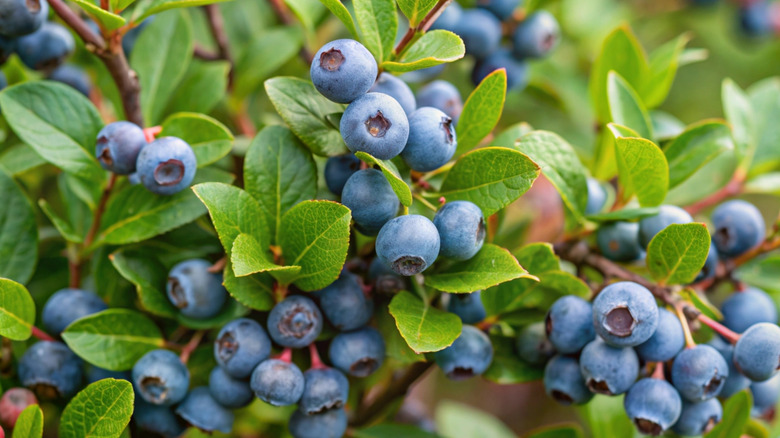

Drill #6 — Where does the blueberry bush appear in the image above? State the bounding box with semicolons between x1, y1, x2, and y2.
1;0;780;436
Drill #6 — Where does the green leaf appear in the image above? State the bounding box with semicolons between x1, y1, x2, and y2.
353;0;397;61
736;255;780;295
455;69;507;156
587;207;660;222
577;395;635;438
284;0;326;34
682;289;723;321
382;30;465;73
165;61;230;116
0;82;104;184
388;291;462;353
487;270;589;317
435;401;515;438
234;27;303;98
71;0;126;30
12;404;43;438
159;113;233;168
111;0;135;12
376;304;423;363
664;120;733;188
483;335;543;384
722;78;754;165
355;151;412;207
0;278;34;341
613;137;669;207
525;424;584;438
39;199;83;243
244;126;317;243
705;390;751;438
222;258;275;311
515;242;559;274
0;144;46;176
354;424;438;438
607;71;652;140
439;147;540;216
132;0;232;21
396;0;437;26
59;379;134;438
0;169;37;283
747;78;780;175
318;0;358;37
231;233;302;283
492;122;534;148
131;10;193;125
62;309;165;371
641;33;689;109
278;201;351;291
265;77;347;156
425;244;537;293
646;223;710;286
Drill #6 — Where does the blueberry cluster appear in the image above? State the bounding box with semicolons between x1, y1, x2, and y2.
436;293;494;380
95;121;197;195
691;0;780;39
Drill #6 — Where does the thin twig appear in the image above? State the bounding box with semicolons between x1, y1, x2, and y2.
350;361;433;427
685;170;745;216
203;4;234;89
393;0;453;58
47;0;105;50
194;45;222;61
84;173;118;250
180;330;206;364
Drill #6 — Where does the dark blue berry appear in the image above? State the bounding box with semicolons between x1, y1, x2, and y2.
317;271;373;331
585;178;607;215
328;326;386;377
454;9;502;59
545;295;595;354
18;341;82;399
208;366;253;408
368;257;406;294
416;80;462;124
711;200;765;258
376;214;440;276
592;281;659;347
733;322;780;381
48;64;91;97
694;244;719;283
369;72;416;115
401;107;457;172
543;355;592;405
133;398;186;438
444;291;487;324
132;349;189;406
288;408;347;438
136;137;197;196
671;345;729;402
672;399;723;436
341;168;399;235
624;378;682;436
635;308;685;362
41;288;107;335
708;336;751;398
476;0;519;20
215;318;272;378
267;295;323;349
324;154;361;196
175;387;234;434
515;322;554;366
433;200;485;261
300;367;349;414
579;338;639;395
721;287;777;334
751;373;780;417
596;221;643;262
250;358;304;406
311;39;377;104
95;121;147;175
434;325;493;380
471;49;529;91
511;10;560;59
166;258;227;319
340;92;410;160
638;205;693;248
0;0;48;37
16;22;74;70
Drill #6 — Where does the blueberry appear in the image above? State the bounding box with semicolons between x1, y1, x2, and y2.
133;398;187;438
433;200;485;260
41;288;107;335
444;291;487;324
267;295;324;349
136;136;197;196
176;387;234;434
711;200;765;258
434;325;493;380
215;318;272;378
311;39;377;104
18;341;82;399
300;367;349;414
369;72;416;115
476;0;519;20
166;258;227;319
401;107;457;172
739;2;772;37
733;322;780;381
376;214;440;276
324;154;361;196
95;121;147;175
750;373;780;417
585;178;607;215
0;0;48;37
317;271;373;331
671;345;729;402
515;322;555;366
16;22;74;70
86;366;130;384
288;408;348;438
416;80;463;124
48;64;91;97
430;1;462;31
543;355;592;405
122;16;154;56
368;257;406;294
592;281;659;347
250;358;305;406
340;92;410;160
471;49;529;91
672;399;723;436
132;349;189;406
0;36;13;64
329;326;386;377
545;295;595;354
635;308;685;362
638;205;694;248
453;9;502;59
624;378;682;436
0;388;37;428
341;168;399;235
721;287;778;334
579;337;639;395
511;10;560;59
596;221;643;262
694;244;719;282
707;336;751;398
208;366;253;408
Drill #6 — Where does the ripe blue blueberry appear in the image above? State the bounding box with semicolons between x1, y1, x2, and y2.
368;257;406;294
16;22;74;70
341;168;399;235
708;336;751;398
596;221;643;262
543;355;592;405
476;0;519;20
624;378;682;436
511;10;560;59
471;49;529;91
720;287;778;334
453;9;502;59
711;200;765;258
434;201;485;261
136;136;197;196
585;178;607;215
251;358;305;406
122;16;153;56
739;2;773;37
592;281;659;347
340;92;410;160
317;271;373;331
579;338;639;395
672;399;723;437
515;322;555;366
376;214;440;276
416;80;463;124
166;258;227;319
48;64;91;97
430;1;462;31
288;408;348;438
671;345;729;402
176;387;234;434
444;291;487;324
95;121;147;175
369;72;416;115
41;288;107;335
300;367;349;414
328;326;386;377
324;154;361;196
733;322;780;381
694;244;719;282
434;325;494;380
0;0;48;37
133;398;186;438
267;295;324;349
401;107;457;172
638;205;694;248
750;373;780;417
18;341;82;399
0;37;12;65
311;39;378;104
208;366;253;408
215;318;272;378
545;295;595;354
132;349;189;406
86;367;129;384
635;308;685;362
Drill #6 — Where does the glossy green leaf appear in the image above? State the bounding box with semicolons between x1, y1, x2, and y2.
0;278;34;341
376;304;424;364
222;258;275;311
722;78;754;165
354;423;437;438
397;0;437;26
132;0;232;21
587;207;660;222
682;289;723;321
389;291;462;353
353;0;397;61
165;61;230;116
641;33;689;109
159;113;233;168
515;242;559;274
734;255;780;295
483;335;543;384
488;270;589;317
235;27;303;98
59;379;134;438
231;233;302;283
647;223;710;285
455;69;507;155
284;0;326;34
39;199;83;243
525;424;584;438
748;78;780;175
111;0;136;12
0;144;46;176
12;404;43;438
577;395;635;438
318;0;358;37
425;244;537;293
745;172;780;195
664;120;733;188
435;401;515;438
71;0;126;30
492;122;534;148
607;71;652;140
613;137;669;207
0;169;37;283
355;151;412;207
706;390;751;438
383;30;465;73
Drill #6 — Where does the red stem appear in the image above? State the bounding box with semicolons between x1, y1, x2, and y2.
697;314;741;344
276;348;293;363
31;326;55;342
308;343;326;369
143;126;162;143
180;330;206;364
685;171;745;216
651;362;665;380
